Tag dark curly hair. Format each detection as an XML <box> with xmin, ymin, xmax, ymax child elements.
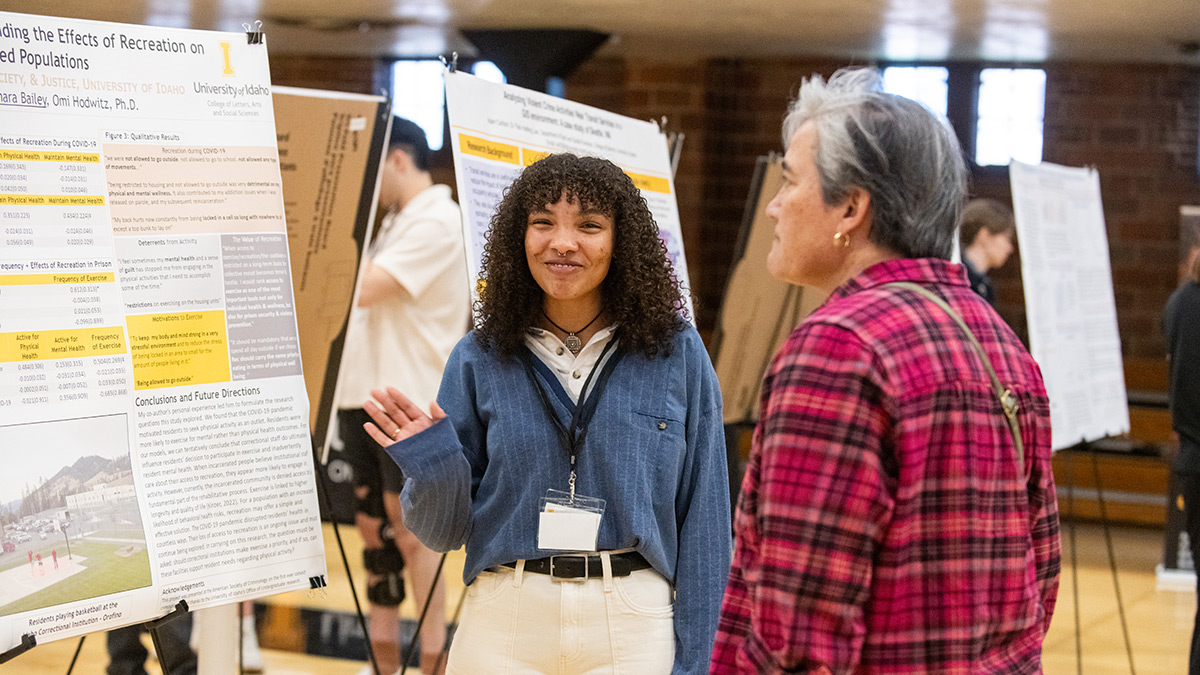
<box><xmin>474</xmin><ymin>153</ymin><xmax>687</xmax><ymax>358</ymax></box>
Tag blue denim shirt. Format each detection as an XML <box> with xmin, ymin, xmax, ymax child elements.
<box><xmin>387</xmin><ymin>325</ymin><xmax>731</xmax><ymax>674</ymax></box>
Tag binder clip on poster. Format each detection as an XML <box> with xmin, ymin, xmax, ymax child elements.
<box><xmin>309</xmin><ymin>575</ymin><xmax>328</xmax><ymax>599</ymax></box>
<box><xmin>244</xmin><ymin>20</ymin><xmax>264</xmax><ymax>45</ymax></box>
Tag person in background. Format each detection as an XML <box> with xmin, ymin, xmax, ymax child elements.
<box><xmin>335</xmin><ymin>116</ymin><xmax>468</xmax><ymax>675</ymax></box>
<box><xmin>1164</xmin><ymin>246</ymin><xmax>1200</xmax><ymax>674</ymax></box>
<box><xmin>959</xmin><ymin>197</ymin><xmax>1016</xmax><ymax>304</ymax></box>
<box><xmin>364</xmin><ymin>153</ymin><xmax>730</xmax><ymax>674</ymax></box>
<box><xmin>710</xmin><ymin>67</ymin><xmax>1060</xmax><ymax>674</ymax></box>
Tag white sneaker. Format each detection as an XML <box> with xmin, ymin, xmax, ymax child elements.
<box><xmin>240</xmin><ymin>613</ymin><xmax>264</xmax><ymax>673</ymax></box>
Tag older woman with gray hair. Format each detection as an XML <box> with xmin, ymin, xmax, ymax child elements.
<box><xmin>710</xmin><ymin>68</ymin><xmax>1060</xmax><ymax>674</ymax></box>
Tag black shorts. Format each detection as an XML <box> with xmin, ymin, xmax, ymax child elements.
<box><xmin>338</xmin><ymin>408</ymin><xmax>406</xmax><ymax>520</ymax></box>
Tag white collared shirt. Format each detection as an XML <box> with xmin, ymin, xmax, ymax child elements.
<box><xmin>336</xmin><ymin>184</ymin><xmax>469</xmax><ymax>409</ymax></box>
<box><xmin>524</xmin><ymin>325</ymin><xmax>618</xmax><ymax>403</ymax></box>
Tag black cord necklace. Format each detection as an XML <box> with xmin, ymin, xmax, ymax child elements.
<box><xmin>543</xmin><ymin>308</ymin><xmax>604</xmax><ymax>356</ymax></box>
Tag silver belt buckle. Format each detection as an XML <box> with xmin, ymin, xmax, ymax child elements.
<box><xmin>549</xmin><ymin>554</ymin><xmax>589</xmax><ymax>582</ymax></box>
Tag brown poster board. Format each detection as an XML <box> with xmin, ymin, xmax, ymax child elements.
<box><xmin>712</xmin><ymin>155</ymin><xmax>826</xmax><ymax>425</ymax></box>
<box><xmin>272</xmin><ymin>86</ymin><xmax>389</xmax><ymax>455</ymax></box>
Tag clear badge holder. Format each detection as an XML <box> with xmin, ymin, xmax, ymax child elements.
<box><xmin>537</xmin><ymin>488</ymin><xmax>605</xmax><ymax>551</ymax></box>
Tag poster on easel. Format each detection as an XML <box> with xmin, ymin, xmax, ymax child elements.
<box><xmin>271</xmin><ymin>86</ymin><xmax>389</xmax><ymax>460</ymax></box>
<box><xmin>442</xmin><ymin>70</ymin><xmax>692</xmax><ymax>315</ymax></box>
<box><xmin>711</xmin><ymin>155</ymin><xmax>825</xmax><ymax>425</ymax></box>
<box><xmin>1009</xmin><ymin>160</ymin><xmax>1129</xmax><ymax>451</ymax></box>
<box><xmin>0</xmin><ymin>11</ymin><xmax>325</xmax><ymax>651</ymax></box>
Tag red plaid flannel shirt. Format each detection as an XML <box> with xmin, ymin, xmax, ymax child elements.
<box><xmin>711</xmin><ymin>258</ymin><xmax>1060</xmax><ymax>674</ymax></box>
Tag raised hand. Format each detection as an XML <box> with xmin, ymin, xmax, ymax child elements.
<box><xmin>363</xmin><ymin>386</ymin><xmax>447</xmax><ymax>447</ymax></box>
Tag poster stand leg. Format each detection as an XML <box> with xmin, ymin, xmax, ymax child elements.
<box><xmin>146</xmin><ymin>600</ymin><xmax>190</xmax><ymax>675</ymax></box>
<box><xmin>66</xmin><ymin>634</ymin><xmax>86</xmax><ymax>674</ymax></box>
<box><xmin>399</xmin><ymin>552</ymin><xmax>448</xmax><ymax>675</ymax></box>
<box><xmin>1083</xmin><ymin>442</ymin><xmax>1138</xmax><ymax>674</ymax></box>
<box><xmin>1065</xmin><ymin>442</ymin><xmax>1138</xmax><ymax>675</ymax></box>
<box><xmin>431</xmin><ymin>583</ymin><xmax>469</xmax><ymax>675</ymax></box>
<box><xmin>0</xmin><ymin>633</ymin><xmax>36</xmax><ymax>665</ymax></box>
<box><xmin>1065</xmin><ymin>449</ymin><xmax>1083</xmax><ymax>674</ymax></box>
<box><xmin>310</xmin><ymin>438</ymin><xmax>381</xmax><ymax>675</ymax></box>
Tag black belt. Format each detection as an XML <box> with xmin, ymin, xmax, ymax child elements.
<box><xmin>503</xmin><ymin>552</ymin><xmax>652</xmax><ymax>580</ymax></box>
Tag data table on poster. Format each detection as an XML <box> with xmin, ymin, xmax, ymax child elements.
<box><xmin>0</xmin><ymin>144</ymin><xmax>130</xmax><ymax>412</ymax></box>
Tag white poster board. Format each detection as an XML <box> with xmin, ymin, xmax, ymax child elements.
<box><xmin>443</xmin><ymin>71</ymin><xmax>692</xmax><ymax>312</ymax></box>
<box><xmin>1009</xmin><ymin>160</ymin><xmax>1130</xmax><ymax>450</ymax></box>
<box><xmin>0</xmin><ymin>11</ymin><xmax>325</xmax><ymax>650</ymax></box>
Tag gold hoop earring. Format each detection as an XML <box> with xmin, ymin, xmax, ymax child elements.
<box><xmin>833</xmin><ymin>231</ymin><xmax>850</xmax><ymax>248</ymax></box>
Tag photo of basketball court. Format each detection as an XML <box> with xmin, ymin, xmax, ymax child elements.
<box><xmin>0</xmin><ymin>414</ymin><xmax>151</xmax><ymax>617</ymax></box>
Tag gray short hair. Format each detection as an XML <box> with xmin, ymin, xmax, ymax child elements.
<box><xmin>783</xmin><ymin>67</ymin><xmax>966</xmax><ymax>260</ymax></box>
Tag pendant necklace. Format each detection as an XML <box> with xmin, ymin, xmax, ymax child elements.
<box><xmin>543</xmin><ymin>309</ymin><xmax>604</xmax><ymax>356</ymax></box>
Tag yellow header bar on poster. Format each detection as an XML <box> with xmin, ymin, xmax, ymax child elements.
<box><xmin>626</xmin><ymin>171</ymin><xmax>671</xmax><ymax>195</ymax></box>
<box><xmin>0</xmin><ymin>326</ymin><xmax>127</xmax><ymax>363</ymax></box>
<box><xmin>458</xmin><ymin>132</ymin><xmax>672</xmax><ymax>195</ymax></box>
<box><xmin>459</xmin><ymin>134</ymin><xmax>520</xmax><ymax>165</ymax></box>
<box><xmin>0</xmin><ymin>194</ymin><xmax>106</xmax><ymax>206</ymax></box>
<box><xmin>522</xmin><ymin>149</ymin><xmax>552</xmax><ymax>166</ymax></box>
<box><xmin>0</xmin><ymin>150</ymin><xmax>100</xmax><ymax>163</ymax></box>
<box><xmin>0</xmin><ymin>272</ymin><xmax>115</xmax><ymax>286</ymax></box>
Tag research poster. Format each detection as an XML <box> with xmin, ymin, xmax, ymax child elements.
<box><xmin>443</xmin><ymin>71</ymin><xmax>692</xmax><ymax>310</ymax></box>
<box><xmin>1010</xmin><ymin>160</ymin><xmax>1129</xmax><ymax>450</ymax></box>
<box><xmin>0</xmin><ymin>12</ymin><xmax>324</xmax><ymax>650</ymax></box>
<box><xmin>272</xmin><ymin>86</ymin><xmax>388</xmax><ymax>457</ymax></box>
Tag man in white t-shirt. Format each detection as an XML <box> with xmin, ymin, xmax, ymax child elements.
<box><xmin>336</xmin><ymin>117</ymin><xmax>468</xmax><ymax>675</ymax></box>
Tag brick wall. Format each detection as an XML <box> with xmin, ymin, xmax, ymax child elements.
<box><xmin>1042</xmin><ymin>63</ymin><xmax>1200</xmax><ymax>360</ymax></box>
<box><xmin>269</xmin><ymin>55</ymin><xmax>384</xmax><ymax>97</ymax></box>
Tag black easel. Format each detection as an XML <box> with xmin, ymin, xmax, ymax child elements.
<box><xmin>145</xmin><ymin>600</ymin><xmax>191</xmax><ymax>675</ymax></box>
<box><xmin>398</xmin><ymin>553</ymin><xmax>448</xmax><ymax>675</ymax></box>
<box><xmin>1063</xmin><ymin>441</ymin><xmax>1137</xmax><ymax>675</ymax></box>
<box><xmin>311</xmin><ymin>436</ymin><xmax>382</xmax><ymax>675</ymax></box>
<box><xmin>0</xmin><ymin>633</ymin><xmax>36</xmax><ymax>665</ymax></box>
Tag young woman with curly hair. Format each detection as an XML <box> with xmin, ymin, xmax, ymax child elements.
<box><xmin>364</xmin><ymin>153</ymin><xmax>730</xmax><ymax>674</ymax></box>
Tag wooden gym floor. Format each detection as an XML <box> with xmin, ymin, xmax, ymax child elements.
<box><xmin>9</xmin><ymin>519</ymin><xmax>1194</xmax><ymax>674</ymax></box>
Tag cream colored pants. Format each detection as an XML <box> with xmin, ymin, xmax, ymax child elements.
<box><xmin>446</xmin><ymin>554</ymin><xmax>674</xmax><ymax>675</ymax></box>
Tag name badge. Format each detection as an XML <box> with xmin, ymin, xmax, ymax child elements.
<box><xmin>537</xmin><ymin>489</ymin><xmax>604</xmax><ymax>551</ymax></box>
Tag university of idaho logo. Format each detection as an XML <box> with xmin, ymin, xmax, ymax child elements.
<box><xmin>219</xmin><ymin>40</ymin><xmax>235</xmax><ymax>77</ymax></box>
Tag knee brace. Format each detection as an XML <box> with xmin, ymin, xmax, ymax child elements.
<box><xmin>354</xmin><ymin>480</ymin><xmax>387</xmax><ymax>521</ymax></box>
<box><xmin>363</xmin><ymin>534</ymin><xmax>405</xmax><ymax>607</ymax></box>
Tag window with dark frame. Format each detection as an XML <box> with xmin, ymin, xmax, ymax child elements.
<box><xmin>390</xmin><ymin>59</ymin><xmax>507</xmax><ymax>153</ymax></box>
<box><xmin>881</xmin><ymin>63</ymin><xmax>1046</xmax><ymax>171</ymax></box>
<box><xmin>974</xmin><ymin>67</ymin><xmax>1046</xmax><ymax>167</ymax></box>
